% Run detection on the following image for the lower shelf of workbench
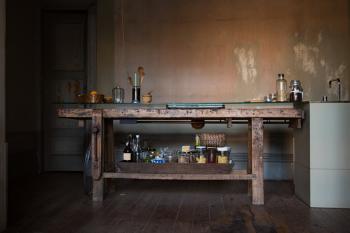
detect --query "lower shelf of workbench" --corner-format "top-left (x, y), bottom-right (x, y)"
top-left (103, 170), bottom-right (255, 180)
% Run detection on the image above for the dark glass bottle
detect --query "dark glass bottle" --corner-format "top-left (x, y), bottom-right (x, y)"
top-left (132, 87), bottom-right (141, 103)
top-left (122, 141), bottom-right (132, 162)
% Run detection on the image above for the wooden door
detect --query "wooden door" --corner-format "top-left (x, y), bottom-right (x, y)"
top-left (43, 12), bottom-right (87, 171)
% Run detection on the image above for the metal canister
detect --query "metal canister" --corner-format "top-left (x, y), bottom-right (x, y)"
top-left (112, 86), bottom-right (124, 103)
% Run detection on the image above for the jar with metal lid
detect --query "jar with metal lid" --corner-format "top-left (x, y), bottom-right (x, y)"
top-left (196, 146), bottom-right (207, 163)
top-left (217, 147), bottom-right (231, 164)
top-left (289, 80), bottom-right (303, 102)
top-left (276, 74), bottom-right (288, 102)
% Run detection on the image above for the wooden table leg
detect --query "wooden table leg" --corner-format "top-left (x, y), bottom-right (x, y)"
top-left (91, 110), bottom-right (104, 202)
top-left (104, 119), bottom-right (115, 192)
top-left (249, 118), bottom-right (264, 205)
top-left (248, 120), bottom-right (252, 196)
top-left (104, 119), bottom-right (114, 172)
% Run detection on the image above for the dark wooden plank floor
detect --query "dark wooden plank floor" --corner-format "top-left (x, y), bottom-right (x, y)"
top-left (4, 173), bottom-right (350, 233)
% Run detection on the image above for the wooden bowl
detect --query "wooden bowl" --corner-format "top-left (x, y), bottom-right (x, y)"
top-left (104, 96), bottom-right (113, 103)
top-left (142, 94), bottom-right (152, 104)
top-left (76, 94), bottom-right (104, 103)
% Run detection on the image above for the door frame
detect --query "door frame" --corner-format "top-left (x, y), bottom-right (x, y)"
top-left (40, 8), bottom-right (96, 171)
top-left (0, 0), bottom-right (7, 230)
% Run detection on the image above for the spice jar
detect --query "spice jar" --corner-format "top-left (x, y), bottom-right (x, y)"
top-left (196, 146), bottom-right (207, 164)
top-left (217, 147), bottom-right (230, 164)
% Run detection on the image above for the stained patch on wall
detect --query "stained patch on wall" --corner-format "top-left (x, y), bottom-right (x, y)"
top-left (293, 31), bottom-right (348, 100)
top-left (293, 43), bottom-right (319, 75)
top-left (234, 47), bottom-right (257, 84)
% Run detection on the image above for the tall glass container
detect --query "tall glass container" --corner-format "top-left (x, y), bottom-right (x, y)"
top-left (112, 86), bottom-right (124, 103)
top-left (276, 73), bottom-right (288, 102)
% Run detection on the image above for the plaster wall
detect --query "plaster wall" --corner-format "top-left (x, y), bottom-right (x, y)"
top-left (98, 0), bottom-right (350, 102)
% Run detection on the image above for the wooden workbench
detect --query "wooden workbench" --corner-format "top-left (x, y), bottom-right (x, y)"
top-left (57, 105), bottom-right (303, 205)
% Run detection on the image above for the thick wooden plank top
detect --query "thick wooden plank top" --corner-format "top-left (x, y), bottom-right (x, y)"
top-left (57, 107), bottom-right (303, 119)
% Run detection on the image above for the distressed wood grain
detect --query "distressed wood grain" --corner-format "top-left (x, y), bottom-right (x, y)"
top-left (91, 110), bottom-right (104, 202)
top-left (58, 107), bottom-right (303, 119)
top-left (251, 118), bottom-right (264, 205)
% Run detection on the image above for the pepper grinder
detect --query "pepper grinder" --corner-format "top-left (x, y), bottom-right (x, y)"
top-left (128, 66), bottom-right (144, 103)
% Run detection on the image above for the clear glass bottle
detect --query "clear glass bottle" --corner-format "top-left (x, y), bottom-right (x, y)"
top-left (135, 134), bottom-right (142, 162)
top-left (131, 134), bottom-right (142, 162)
top-left (276, 73), bottom-right (288, 102)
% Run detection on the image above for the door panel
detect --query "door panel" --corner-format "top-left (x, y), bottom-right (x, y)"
top-left (43, 12), bottom-right (87, 171)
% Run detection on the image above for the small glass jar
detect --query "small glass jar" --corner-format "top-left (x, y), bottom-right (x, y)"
top-left (178, 153), bottom-right (189, 164)
top-left (112, 86), bottom-right (125, 103)
top-left (217, 147), bottom-right (231, 164)
top-left (196, 146), bottom-right (207, 164)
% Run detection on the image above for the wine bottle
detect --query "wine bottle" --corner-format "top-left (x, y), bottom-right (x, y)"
top-left (122, 141), bottom-right (132, 162)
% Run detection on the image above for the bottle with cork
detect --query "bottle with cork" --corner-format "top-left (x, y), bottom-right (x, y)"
top-left (276, 73), bottom-right (288, 102)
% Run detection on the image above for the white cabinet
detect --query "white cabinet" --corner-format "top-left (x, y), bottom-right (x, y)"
top-left (294, 102), bottom-right (350, 208)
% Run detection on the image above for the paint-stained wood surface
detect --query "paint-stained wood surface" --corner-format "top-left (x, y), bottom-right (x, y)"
top-left (5, 173), bottom-right (350, 233)
top-left (57, 107), bottom-right (303, 119)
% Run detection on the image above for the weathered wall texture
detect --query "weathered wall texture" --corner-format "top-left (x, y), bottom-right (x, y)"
top-left (98, 0), bottom-right (350, 102)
